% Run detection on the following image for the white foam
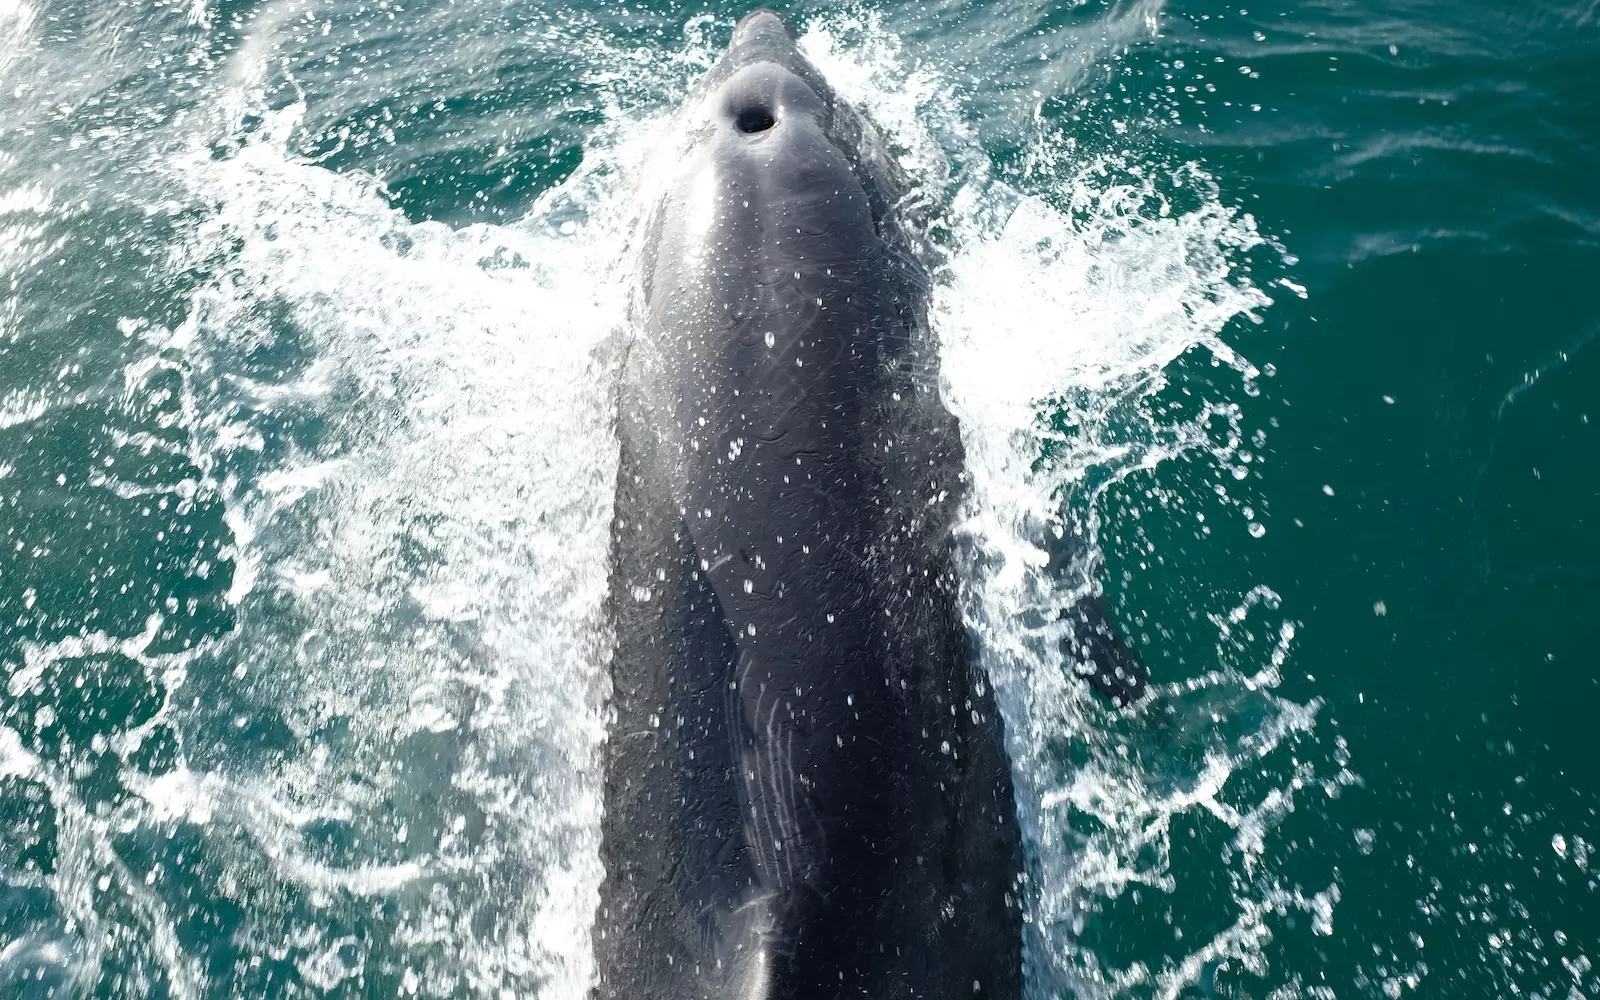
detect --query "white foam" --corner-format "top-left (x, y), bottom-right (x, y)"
top-left (0, 178), bottom-right (64, 364)
top-left (82, 60), bottom-right (659, 992)
top-left (1, 629), bottom-right (209, 997)
top-left (0, 0), bottom-right (36, 76)
top-left (802, 11), bottom-right (1332, 997)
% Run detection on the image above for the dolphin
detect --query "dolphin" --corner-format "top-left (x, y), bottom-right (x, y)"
top-left (594, 11), bottom-right (1144, 998)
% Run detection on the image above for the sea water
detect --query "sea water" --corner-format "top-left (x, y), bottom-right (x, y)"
top-left (1, 1), bottom-right (1596, 997)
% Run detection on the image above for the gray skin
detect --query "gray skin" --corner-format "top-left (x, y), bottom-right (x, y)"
top-left (595, 12), bottom-right (1135, 999)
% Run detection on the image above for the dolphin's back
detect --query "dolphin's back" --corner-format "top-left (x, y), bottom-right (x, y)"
top-left (596, 13), bottom-right (1023, 999)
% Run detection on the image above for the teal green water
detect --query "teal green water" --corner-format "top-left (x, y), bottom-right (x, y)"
top-left (1, 1), bottom-right (1596, 997)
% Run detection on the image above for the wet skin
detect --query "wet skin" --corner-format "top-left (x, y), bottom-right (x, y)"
top-left (595, 11), bottom-right (1028, 998)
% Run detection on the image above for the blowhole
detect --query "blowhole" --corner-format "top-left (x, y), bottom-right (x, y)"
top-left (735, 107), bottom-right (777, 134)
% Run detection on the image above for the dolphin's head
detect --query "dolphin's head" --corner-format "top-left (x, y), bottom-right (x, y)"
top-left (693, 10), bottom-right (833, 143)
top-left (730, 8), bottom-right (797, 56)
top-left (650, 9), bottom-right (907, 251)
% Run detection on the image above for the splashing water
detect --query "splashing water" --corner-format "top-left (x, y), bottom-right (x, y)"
top-left (806, 11), bottom-right (1338, 998)
top-left (164, 98), bottom-right (626, 994)
top-left (0, 7), bottom-right (1342, 998)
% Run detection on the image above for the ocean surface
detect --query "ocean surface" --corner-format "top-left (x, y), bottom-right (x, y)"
top-left (1, 0), bottom-right (1596, 996)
